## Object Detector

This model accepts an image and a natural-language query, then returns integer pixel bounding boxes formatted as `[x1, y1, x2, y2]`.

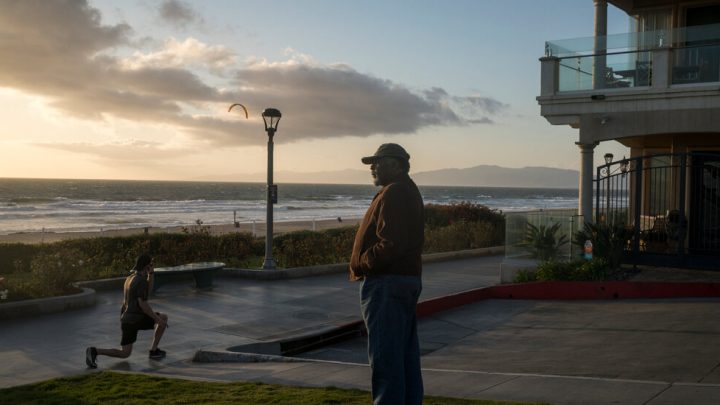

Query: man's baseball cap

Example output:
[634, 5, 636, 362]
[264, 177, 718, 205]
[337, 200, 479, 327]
[361, 143, 410, 164]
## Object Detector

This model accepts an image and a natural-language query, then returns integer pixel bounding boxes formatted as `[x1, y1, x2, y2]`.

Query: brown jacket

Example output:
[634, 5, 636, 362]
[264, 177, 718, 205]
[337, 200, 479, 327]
[349, 174, 424, 280]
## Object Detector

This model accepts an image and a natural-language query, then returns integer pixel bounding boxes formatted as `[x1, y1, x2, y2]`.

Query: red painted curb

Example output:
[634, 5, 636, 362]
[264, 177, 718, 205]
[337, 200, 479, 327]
[417, 288, 494, 318]
[417, 281, 720, 318]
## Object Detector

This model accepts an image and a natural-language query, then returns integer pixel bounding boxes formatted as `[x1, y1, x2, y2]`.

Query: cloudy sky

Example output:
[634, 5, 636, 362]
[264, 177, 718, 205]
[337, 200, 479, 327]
[0, 0, 630, 182]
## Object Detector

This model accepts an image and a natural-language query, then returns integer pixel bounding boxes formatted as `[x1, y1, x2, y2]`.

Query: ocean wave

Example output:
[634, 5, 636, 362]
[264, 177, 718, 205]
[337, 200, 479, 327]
[6, 196, 67, 205]
[0, 179, 580, 234]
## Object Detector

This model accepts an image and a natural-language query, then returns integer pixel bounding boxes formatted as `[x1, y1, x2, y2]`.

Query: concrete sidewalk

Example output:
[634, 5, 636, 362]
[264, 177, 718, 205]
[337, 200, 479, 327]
[2, 255, 720, 404]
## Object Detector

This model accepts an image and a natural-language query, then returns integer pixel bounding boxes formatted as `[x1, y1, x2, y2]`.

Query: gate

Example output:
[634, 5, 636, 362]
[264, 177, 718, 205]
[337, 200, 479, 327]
[595, 152, 720, 268]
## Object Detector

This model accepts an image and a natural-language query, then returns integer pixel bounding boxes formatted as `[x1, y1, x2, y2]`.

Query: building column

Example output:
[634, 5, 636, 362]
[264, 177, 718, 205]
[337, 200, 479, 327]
[593, 0, 608, 89]
[576, 141, 598, 223]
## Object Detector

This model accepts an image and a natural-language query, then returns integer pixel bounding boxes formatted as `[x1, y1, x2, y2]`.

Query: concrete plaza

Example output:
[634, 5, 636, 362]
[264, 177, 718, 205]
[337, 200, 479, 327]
[2, 255, 720, 404]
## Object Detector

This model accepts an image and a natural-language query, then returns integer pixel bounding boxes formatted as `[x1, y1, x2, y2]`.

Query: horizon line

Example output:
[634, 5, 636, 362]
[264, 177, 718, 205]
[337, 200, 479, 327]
[0, 176, 579, 190]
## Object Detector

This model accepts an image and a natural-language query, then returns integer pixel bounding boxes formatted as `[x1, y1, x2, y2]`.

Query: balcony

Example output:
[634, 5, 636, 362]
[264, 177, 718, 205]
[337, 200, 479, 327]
[538, 24, 720, 137]
[541, 24, 720, 94]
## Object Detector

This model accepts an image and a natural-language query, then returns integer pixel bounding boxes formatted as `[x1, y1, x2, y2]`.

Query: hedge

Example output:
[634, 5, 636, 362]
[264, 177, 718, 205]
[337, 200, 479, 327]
[0, 202, 504, 301]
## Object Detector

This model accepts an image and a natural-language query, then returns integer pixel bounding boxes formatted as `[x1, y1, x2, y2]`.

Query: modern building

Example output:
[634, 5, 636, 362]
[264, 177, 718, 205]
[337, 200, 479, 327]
[537, 0, 720, 268]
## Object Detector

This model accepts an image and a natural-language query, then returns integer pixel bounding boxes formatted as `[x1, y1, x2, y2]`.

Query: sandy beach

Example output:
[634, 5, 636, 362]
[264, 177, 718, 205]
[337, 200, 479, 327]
[0, 218, 361, 245]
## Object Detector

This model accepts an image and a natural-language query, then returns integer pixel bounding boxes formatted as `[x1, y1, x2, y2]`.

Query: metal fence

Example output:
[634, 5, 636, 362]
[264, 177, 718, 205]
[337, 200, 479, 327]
[595, 152, 720, 268]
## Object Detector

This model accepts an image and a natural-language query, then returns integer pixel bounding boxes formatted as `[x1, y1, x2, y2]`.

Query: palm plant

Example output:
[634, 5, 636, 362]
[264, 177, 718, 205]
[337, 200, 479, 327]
[518, 222, 569, 261]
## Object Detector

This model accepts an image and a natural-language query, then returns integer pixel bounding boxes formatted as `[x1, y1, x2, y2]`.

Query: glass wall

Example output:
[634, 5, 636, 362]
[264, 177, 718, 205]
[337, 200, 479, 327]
[636, 7, 672, 47]
[505, 209, 582, 261]
[672, 24, 720, 84]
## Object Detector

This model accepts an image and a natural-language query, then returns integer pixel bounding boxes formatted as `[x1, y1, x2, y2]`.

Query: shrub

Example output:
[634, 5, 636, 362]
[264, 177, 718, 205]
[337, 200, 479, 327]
[274, 226, 357, 268]
[514, 269, 538, 283]
[423, 221, 503, 253]
[534, 258, 613, 282]
[424, 202, 504, 229]
[423, 202, 505, 252]
[20, 249, 85, 299]
[2, 274, 33, 301]
[535, 260, 580, 281]
[573, 222, 634, 269]
[575, 258, 612, 281]
[215, 233, 265, 268]
[0, 243, 46, 275]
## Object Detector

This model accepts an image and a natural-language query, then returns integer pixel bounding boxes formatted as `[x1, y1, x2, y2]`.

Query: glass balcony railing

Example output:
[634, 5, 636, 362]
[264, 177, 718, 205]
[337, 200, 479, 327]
[558, 52, 652, 91]
[672, 44, 720, 84]
[546, 23, 720, 92]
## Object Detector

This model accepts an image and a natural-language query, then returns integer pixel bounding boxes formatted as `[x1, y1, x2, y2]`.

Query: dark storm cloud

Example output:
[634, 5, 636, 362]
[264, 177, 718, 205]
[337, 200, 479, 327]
[226, 63, 464, 142]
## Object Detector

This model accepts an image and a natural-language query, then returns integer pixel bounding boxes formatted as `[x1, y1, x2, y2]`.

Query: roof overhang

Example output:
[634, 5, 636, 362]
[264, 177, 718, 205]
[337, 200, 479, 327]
[608, 0, 680, 15]
[608, 0, 633, 14]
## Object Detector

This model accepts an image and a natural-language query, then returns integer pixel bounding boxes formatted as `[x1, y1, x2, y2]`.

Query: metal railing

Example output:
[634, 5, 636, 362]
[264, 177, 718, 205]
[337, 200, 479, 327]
[595, 152, 720, 268]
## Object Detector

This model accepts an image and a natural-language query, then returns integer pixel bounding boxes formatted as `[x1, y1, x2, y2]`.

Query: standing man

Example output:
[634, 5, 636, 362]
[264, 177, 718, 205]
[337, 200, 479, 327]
[85, 253, 169, 368]
[350, 143, 425, 405]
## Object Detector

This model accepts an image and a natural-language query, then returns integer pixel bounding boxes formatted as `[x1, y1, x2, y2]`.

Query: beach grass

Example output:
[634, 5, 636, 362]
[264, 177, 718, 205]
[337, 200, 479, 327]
[0, 372, 543, 405]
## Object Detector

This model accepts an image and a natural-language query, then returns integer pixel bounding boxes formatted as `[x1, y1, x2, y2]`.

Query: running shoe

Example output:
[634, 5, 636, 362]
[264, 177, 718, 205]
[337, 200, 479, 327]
[148, 348, 166, 359]
[85, 347, 97, 368]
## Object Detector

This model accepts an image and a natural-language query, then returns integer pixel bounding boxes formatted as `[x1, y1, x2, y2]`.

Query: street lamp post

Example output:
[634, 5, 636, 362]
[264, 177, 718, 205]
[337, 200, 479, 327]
[262, 108, 281, 270]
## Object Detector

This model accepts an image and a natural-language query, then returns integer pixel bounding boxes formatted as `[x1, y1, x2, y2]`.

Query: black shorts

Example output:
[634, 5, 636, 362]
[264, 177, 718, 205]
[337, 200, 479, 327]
[120, 313, 157, 346]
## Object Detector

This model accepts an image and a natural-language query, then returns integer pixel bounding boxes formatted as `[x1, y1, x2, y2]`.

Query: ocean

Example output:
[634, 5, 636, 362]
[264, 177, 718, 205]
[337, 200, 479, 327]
[0, 178, 578, 235]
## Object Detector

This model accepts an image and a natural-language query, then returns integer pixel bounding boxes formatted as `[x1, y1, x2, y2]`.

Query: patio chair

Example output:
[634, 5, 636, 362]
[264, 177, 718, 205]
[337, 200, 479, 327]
[605, 67, 631, 88]
[665, 209, 687, 251]
[640, 215, 668, 252]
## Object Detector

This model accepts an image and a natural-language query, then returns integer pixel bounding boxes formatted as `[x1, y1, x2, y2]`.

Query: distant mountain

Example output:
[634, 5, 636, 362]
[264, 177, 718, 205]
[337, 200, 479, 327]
[413, 165, 579, 189]
[203, 165, 578, 189]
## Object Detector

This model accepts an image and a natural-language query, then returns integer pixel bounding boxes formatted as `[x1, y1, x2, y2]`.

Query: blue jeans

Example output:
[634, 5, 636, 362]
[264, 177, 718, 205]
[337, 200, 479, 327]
[360, 275, 423, 405]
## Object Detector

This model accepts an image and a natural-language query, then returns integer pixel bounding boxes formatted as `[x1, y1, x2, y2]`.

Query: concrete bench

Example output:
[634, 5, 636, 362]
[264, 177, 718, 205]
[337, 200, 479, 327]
[153, 262, 225, 292]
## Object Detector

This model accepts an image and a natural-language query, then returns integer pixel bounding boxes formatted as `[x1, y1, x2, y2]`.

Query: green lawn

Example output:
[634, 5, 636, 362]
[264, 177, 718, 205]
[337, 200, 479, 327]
[0, 372, 547, 405]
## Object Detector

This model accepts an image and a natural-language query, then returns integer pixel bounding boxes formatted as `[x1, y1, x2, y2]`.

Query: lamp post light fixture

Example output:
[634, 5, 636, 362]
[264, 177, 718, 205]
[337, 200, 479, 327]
[604, 153, 614, 165]
[262, 108, 281, 270]
[619, 157, 629, 174]
[602, 153, 614, 223]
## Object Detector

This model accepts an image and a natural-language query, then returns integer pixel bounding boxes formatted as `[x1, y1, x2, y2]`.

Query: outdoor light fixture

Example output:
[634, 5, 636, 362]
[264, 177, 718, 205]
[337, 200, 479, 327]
[262, 108, 282, 134]
[619, 156, 629, 174]
[261, 108, 282, 270]
[601, 155, 633, 178]
[601, 153, 615, 221]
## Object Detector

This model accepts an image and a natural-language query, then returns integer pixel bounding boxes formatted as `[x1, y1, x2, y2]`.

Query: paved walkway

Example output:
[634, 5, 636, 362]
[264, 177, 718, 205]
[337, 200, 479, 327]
[2, 255, 720, 404]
